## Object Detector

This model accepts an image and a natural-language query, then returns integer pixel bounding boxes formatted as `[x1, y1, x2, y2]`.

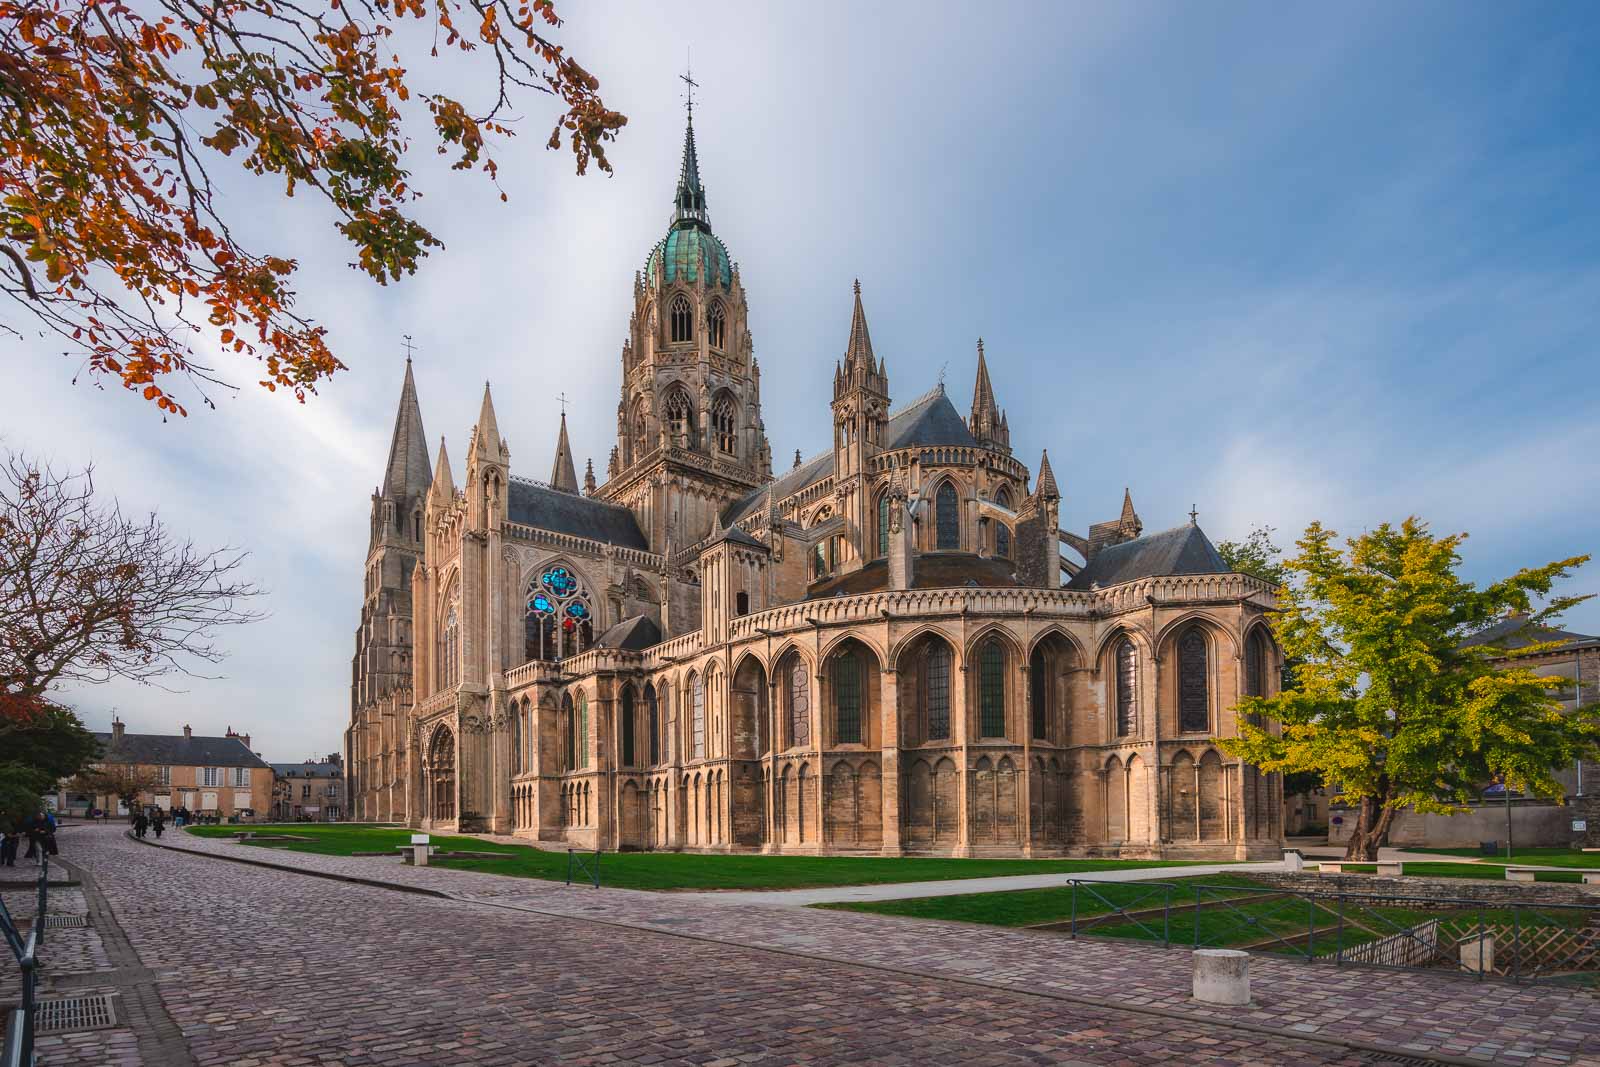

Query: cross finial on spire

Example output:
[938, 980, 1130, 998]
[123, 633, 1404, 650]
[401, 334, 417, 363]
[680, 54, 698, 119]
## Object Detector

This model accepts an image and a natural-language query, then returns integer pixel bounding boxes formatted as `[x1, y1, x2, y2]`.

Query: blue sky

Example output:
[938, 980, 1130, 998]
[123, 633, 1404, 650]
[5, 1, 1599, 758]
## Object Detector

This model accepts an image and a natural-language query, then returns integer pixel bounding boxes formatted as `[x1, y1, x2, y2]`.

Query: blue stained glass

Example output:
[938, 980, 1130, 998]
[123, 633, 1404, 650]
[566, 601, 589, 619]
[541, 567, 577, 596]
[530, 594, 554, 615]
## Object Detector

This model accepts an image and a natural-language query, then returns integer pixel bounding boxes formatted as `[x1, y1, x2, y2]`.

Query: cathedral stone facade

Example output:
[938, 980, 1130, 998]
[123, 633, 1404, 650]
[344, 115, 1285, 859]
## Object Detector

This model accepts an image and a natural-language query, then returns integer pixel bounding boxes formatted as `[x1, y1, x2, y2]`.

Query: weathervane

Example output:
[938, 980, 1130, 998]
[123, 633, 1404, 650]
[680, 54, 698, 118]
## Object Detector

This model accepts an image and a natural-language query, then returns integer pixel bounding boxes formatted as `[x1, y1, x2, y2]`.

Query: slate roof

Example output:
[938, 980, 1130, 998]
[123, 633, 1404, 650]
[94, 733, 270, 770]
[1065, 524, 1229, 590]
[507, 479, 649, 550]
[722, 384, 978, 526]
[597, 614, 662, 651]
[270, 762, 341, 779]
[806, 554, 1022, 598]
[1461, 614, 1600, 652]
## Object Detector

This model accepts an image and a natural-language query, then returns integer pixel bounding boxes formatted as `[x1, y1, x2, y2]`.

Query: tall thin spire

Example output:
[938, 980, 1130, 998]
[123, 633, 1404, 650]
[381, 358, 431, 500]
[550, 412, 579, 494]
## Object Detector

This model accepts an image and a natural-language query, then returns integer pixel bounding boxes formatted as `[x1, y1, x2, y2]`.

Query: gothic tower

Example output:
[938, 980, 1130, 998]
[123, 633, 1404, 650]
[830, 281, 891, 574]
[599, 112, 772, 553]
[352, 360, 431, 715]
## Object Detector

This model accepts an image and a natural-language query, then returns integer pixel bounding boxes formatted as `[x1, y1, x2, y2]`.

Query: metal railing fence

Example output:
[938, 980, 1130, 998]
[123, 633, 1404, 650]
[1066, 878, 1600, 986]
[1, 854, 48, 1067]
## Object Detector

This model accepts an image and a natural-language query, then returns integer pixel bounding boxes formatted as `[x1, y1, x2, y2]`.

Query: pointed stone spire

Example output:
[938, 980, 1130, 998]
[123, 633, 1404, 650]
[1119, 487, 1142, 536]
[1035, 449, 1059, 500]
[547, 412, 579, 493]
[671, 115, 709, 231]
[381, 359, 432, 500]
[844, 278, 874, 371]
[470, 381, 505, 467]
[430, 436, 455, 503]
[583, 458, 597, 496]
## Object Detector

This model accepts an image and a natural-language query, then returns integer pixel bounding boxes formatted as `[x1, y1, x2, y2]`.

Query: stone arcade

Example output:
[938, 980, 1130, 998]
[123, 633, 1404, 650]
[344, 112, 1285, 859]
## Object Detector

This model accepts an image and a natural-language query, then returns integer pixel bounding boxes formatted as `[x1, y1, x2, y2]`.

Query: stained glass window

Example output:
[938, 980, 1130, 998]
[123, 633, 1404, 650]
[670, 294, 693, 343]
[1116, 638, 1137, 737]
[527, 565, 592, 660]
[1246, 630, 1268, 697]
[1178, 628, 1209, 733]
[787, 658, 810, 747]
[924, 642, 950, 740]
[936, 482, 959, 550]
[1029, 646, 1048, 740]
[691, 673, 706, 759]
[647, 685, 661, 764]
[979, 640, 1006, 737]
[621, 686, 636, 767]
[834, 650, 862, 744]
[996, 524, 1011, 558]
[878, 493, 890, 558]
[708, 300, 726, 348]
[576, 691, 588, 769]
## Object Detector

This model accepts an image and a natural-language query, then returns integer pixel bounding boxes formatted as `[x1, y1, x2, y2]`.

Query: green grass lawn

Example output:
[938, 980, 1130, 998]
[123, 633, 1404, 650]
[184, 824, 1214, 891]
[1406, 847, 1600, 869]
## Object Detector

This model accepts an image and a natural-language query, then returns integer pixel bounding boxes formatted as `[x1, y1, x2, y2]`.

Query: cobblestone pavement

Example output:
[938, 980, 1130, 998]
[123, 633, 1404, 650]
[14, 825, 1597, 1066]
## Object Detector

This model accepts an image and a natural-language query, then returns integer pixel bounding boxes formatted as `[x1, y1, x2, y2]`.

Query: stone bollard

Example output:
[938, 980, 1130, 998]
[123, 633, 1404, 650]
[1192, 949, 1251, 1006]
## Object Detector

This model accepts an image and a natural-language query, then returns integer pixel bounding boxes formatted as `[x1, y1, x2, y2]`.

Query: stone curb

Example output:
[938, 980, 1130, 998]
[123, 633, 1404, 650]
[127, 831, 454, 900]
[131, 830, 1493, 1067]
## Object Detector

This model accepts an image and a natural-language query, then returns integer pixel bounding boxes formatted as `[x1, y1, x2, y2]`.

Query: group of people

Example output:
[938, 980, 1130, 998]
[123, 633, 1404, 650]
[1, 809, 59, 866]
[131, 808, 167, 839]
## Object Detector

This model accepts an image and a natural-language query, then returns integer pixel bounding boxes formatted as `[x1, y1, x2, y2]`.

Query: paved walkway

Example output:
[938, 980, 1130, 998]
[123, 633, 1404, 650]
[31, 824, 1580, 1065]
[670, 861, 1290, 908]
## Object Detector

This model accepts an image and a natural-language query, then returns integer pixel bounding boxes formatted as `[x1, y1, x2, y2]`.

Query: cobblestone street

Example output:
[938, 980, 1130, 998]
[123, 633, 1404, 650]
[6, 824, 1597, 1066]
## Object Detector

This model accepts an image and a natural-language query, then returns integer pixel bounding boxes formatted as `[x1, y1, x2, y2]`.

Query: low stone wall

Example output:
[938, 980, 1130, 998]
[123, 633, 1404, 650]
[1242, 871, 1600, 907]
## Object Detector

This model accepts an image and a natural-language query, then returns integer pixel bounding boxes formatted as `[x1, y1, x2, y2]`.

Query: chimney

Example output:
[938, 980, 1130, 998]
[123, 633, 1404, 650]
[183, 723, 192, 740]
[111, 717, 125, 744]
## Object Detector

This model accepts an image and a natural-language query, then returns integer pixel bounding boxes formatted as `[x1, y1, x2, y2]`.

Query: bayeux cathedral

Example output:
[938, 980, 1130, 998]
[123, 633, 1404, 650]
[344, 110, 1285, 859]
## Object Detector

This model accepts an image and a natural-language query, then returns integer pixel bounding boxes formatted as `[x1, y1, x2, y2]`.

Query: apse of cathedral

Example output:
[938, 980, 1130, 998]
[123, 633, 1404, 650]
[344, 110, 1285, 859]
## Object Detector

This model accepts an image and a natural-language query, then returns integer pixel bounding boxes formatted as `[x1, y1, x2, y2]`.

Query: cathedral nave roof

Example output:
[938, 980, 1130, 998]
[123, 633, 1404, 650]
[507, 478, 649, 550]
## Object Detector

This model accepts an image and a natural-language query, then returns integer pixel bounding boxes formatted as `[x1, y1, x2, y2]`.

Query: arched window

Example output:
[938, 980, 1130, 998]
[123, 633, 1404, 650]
[708, 300, 726, 348]
[670, 294, 693, 343]
[621, 686, 636, 767]
[576, 691, 589, 769]
[995, 524, 1011, 558]
[833, 649, 862, 744]
[664, 388, 694, 446]
[712, 394, 737, 454]
[562, 693, 576, 771]
[877, 492, 890, 558]
[646, 685, 661, 764]
[922, 640, 951, 741]
[785, 655, 810, 747]
[1178, 628, 1209, 733]
[1029, 646, 1048, 740]
[691, 673, 706, 759]
[440, 600, 460, 688]
[978, 640, 1006, 737]
[935, 482, 959, 550]
[1246, 629, 1270, 697]
[1115, 638, 1138, 737]
[527, 565, 593, 660]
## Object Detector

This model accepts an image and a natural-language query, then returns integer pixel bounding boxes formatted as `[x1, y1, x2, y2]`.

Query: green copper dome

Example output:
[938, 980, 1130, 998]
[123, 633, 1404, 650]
[644, 116, 734, 289]
[648, 226, 733, 289]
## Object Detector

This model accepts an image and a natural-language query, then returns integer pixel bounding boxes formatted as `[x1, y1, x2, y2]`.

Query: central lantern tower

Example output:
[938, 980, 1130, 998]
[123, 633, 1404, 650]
[598, 114, 772, 553]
